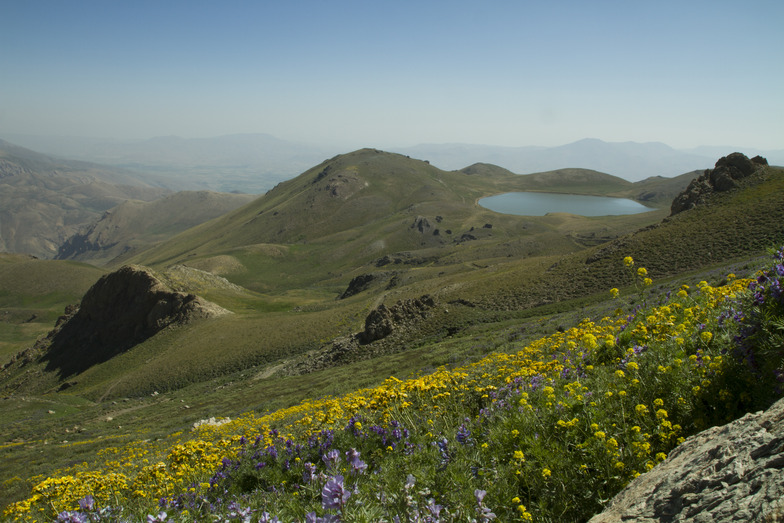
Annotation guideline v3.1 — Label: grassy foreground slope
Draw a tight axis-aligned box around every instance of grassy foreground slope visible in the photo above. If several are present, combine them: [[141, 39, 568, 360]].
[[3, 248, 784, 522]]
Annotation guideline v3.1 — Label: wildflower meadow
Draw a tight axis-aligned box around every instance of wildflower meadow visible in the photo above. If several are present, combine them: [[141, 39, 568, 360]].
[[5, 247, 784, 522]]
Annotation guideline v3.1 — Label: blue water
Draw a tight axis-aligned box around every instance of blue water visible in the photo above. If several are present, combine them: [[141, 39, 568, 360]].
[[478, 192, 652, 217]]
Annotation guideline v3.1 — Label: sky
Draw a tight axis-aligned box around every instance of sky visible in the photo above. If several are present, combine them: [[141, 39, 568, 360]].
[[1, 0, 783, 150]]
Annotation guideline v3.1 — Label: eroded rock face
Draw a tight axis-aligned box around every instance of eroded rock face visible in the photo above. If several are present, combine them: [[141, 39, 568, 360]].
[[40, 265, 230, 377], [589, 396, 784, 522], [358, 295, 437, 344], [671, 153, 767, 215]]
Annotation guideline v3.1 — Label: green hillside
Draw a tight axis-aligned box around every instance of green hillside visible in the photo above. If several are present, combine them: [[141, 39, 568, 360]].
[[55, 191, 255, 265]]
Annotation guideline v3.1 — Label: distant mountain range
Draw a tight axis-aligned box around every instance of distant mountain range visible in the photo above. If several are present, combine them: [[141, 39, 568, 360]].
[[0, 133, 336, 193], [4, 133, 783, 191], [394, 139, 784, 182]]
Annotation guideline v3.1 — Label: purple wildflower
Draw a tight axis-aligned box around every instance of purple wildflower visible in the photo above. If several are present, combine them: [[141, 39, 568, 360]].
[[435, 437, 451, 469], [77, 495, 95, 512], [456, 423, 472, 446], [322, 475, 351, 510], [474, 489, 496, 521], [427, 498, 444, 520], [146, 512, 171, 523], [303, 461, 317, 483], [323, 448, 340, 470], [227, 501, 254, 522], [55, 512, 88, 523], [346, 448, 367, 475]]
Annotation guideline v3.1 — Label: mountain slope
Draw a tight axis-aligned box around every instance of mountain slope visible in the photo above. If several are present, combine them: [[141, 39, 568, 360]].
[[55, 191, 255, 265], [0, 139, 171, 259], [2, 133, 338, 193]]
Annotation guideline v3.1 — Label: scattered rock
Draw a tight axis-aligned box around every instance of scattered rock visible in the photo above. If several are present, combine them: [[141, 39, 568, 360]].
[[374, 252, 437, 267], [286, 295, 438, 374], [589, 396, 784, 522]]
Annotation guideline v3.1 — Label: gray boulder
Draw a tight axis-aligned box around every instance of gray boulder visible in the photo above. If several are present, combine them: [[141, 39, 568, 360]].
[[589, 396, 784, 522]]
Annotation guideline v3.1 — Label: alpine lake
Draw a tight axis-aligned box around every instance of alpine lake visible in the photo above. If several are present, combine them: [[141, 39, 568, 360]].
[[478, 191, 652, 216]]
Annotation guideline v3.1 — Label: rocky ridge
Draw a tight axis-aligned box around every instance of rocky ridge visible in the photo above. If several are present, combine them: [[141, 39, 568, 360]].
[[671, 152, 768, 215]]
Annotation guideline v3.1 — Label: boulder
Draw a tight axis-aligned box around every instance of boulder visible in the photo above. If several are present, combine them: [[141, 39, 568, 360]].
[[589, 396, 784, 522]]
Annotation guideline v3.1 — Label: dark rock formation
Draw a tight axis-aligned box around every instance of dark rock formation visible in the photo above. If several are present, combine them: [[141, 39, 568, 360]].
[[358, 295, 436, 344], [339, 273, 393, 299], [411, 216, 434, 233], [374, 252, 438, 267], [671, 153, 767, 215], [36, 265, 230, 377], [589, 396, 784, 522]]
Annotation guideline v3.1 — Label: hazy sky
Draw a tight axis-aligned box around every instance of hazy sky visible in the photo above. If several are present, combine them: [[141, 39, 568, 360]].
[[2, 1, 782, 150]]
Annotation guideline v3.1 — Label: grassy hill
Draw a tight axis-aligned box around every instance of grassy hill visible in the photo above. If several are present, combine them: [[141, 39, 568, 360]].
[[116, 149, 667, 293], [55, 191, 255, 266]]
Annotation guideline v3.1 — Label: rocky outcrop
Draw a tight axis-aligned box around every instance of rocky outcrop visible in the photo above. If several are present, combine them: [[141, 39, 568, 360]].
[[671, 153, 768, 215], [589, 396, 784, 522], [339, 272, 393, 299], [374, 252, 438, 267], [411, 216, 434, 234], [31, 265, 231, 378], [285, 295, 438, 375], [358, 295, 436, 344]]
